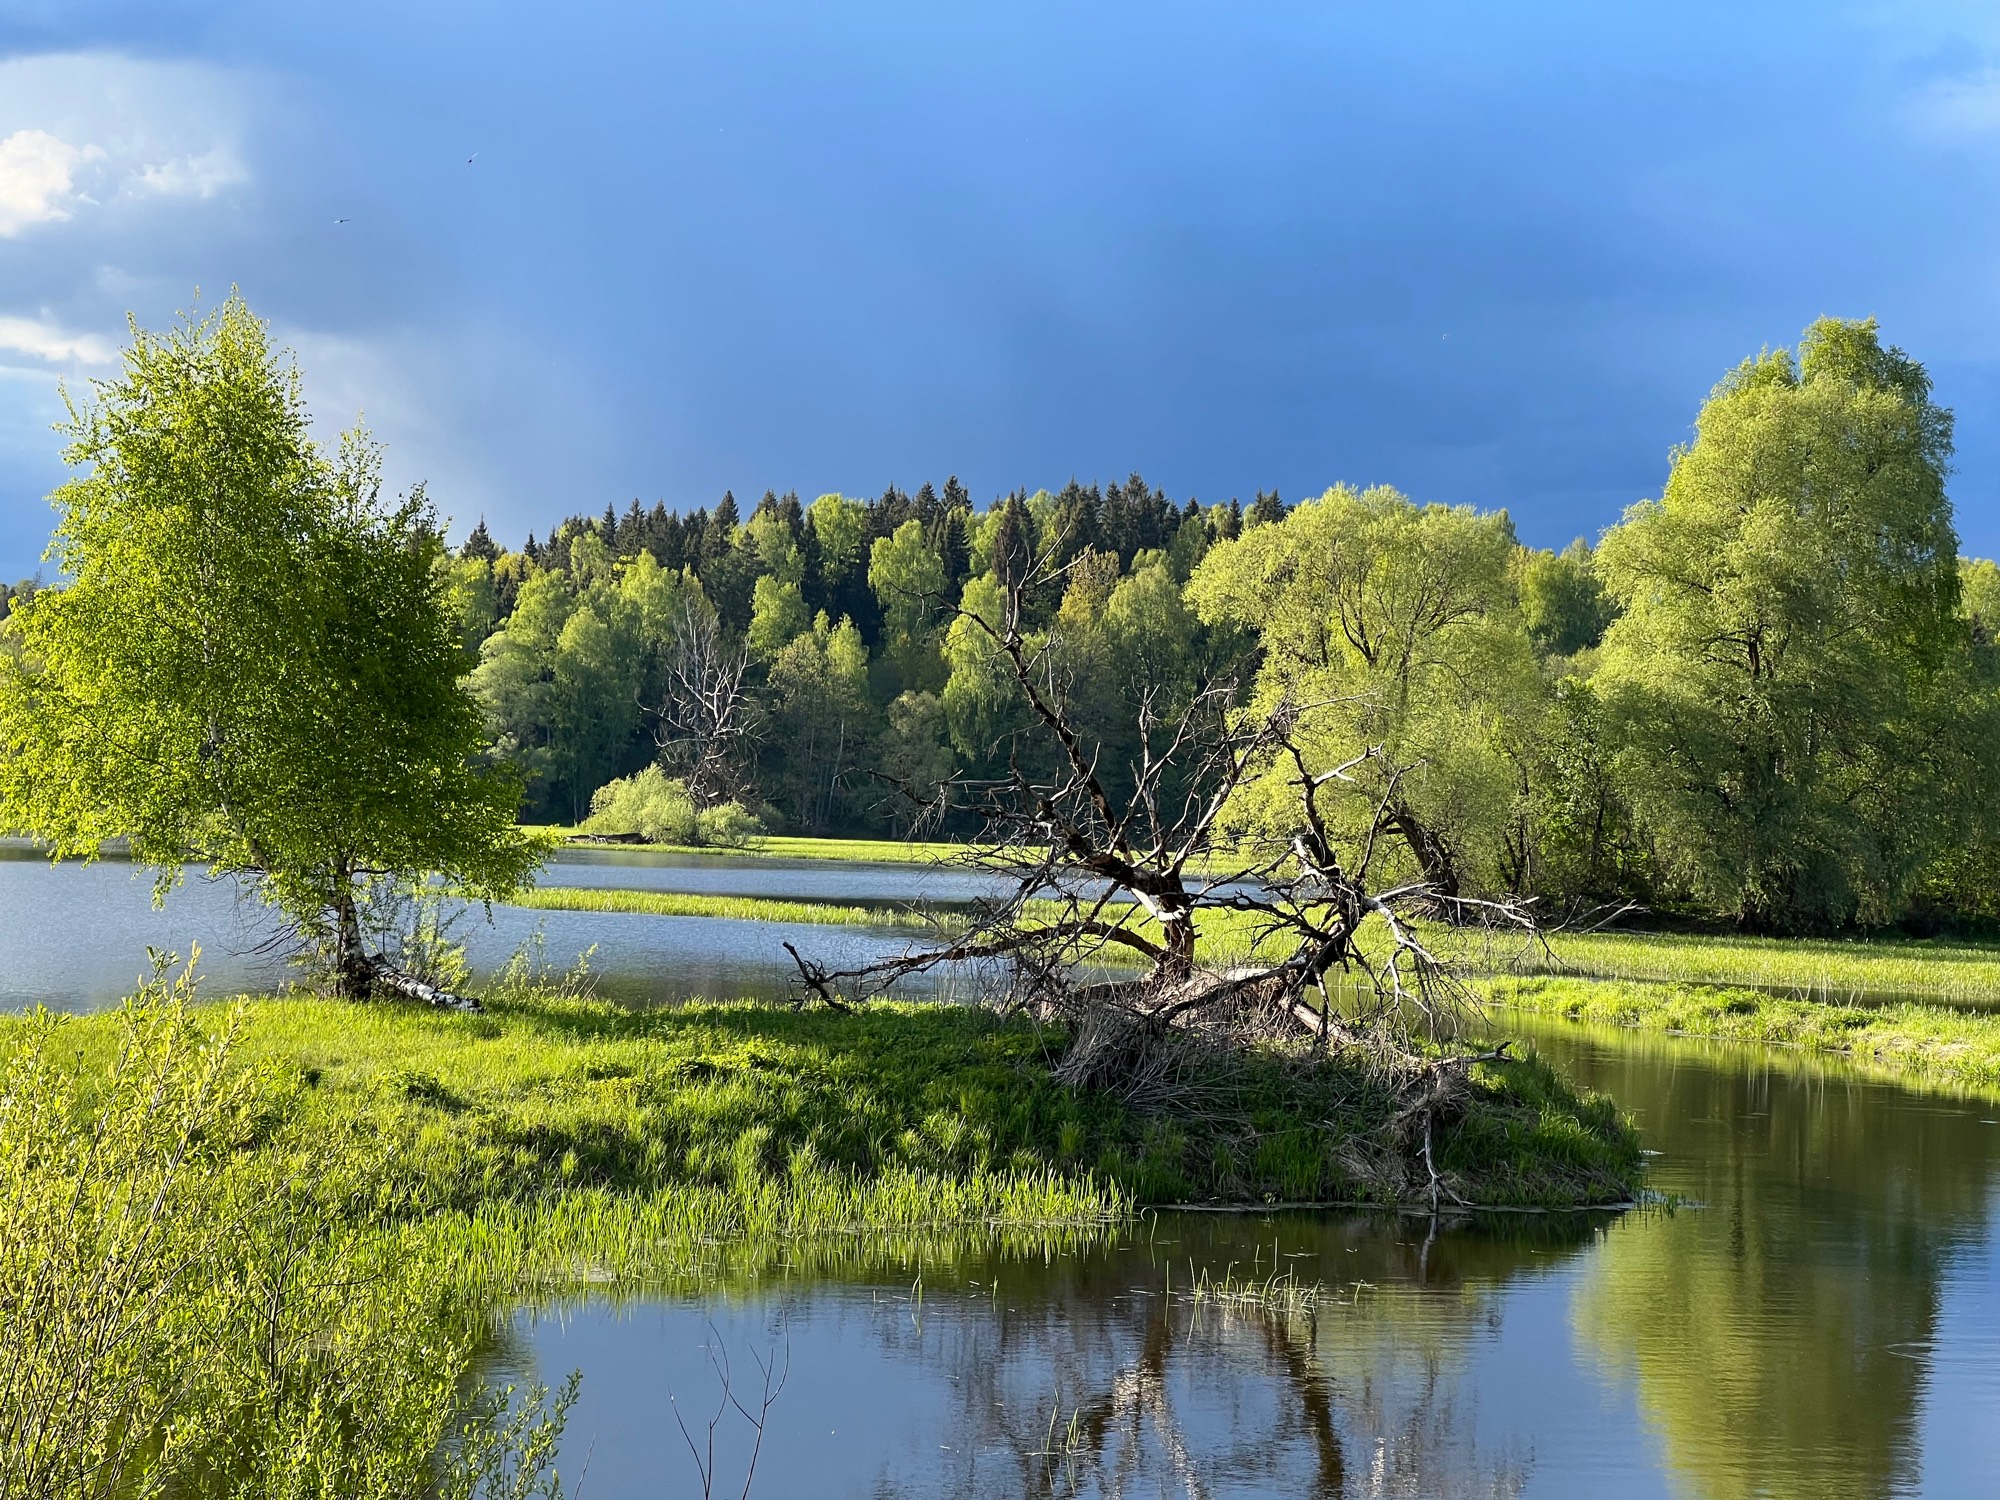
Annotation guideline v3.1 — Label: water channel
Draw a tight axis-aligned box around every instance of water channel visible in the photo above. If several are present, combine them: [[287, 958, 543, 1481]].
[[5, 846, 1998, 1495]]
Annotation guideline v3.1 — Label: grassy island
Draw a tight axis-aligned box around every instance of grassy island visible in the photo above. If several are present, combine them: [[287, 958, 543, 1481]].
[[191, 990, 1637, 1220]]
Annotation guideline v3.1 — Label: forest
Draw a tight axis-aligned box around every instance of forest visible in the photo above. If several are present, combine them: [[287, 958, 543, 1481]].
[[448, 316, 2000, 934]]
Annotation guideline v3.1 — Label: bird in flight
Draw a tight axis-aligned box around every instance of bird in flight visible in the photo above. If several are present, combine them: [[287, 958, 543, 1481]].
[[334, 217, 351, 224], [467, 153, 478, 164]]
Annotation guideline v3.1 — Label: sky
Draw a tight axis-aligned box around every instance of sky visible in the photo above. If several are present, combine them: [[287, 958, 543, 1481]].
[[2, 0, 1998, 577]]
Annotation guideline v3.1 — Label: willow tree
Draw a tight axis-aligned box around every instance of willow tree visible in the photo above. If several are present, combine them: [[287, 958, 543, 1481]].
[[1594, 317, 1981, 929], [1186, 484, 1537, 900], [0, 294, 542, 999]]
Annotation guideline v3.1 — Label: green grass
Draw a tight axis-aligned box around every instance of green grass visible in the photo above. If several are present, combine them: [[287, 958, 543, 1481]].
[[535, 828, 969, 864], [27, 990, 1638, 1231], [1448, 928, 2000, 1005], [507, 885, 937, 928], [1164, 908, 2000, 1008], [1485, 975, 2000, 1093]]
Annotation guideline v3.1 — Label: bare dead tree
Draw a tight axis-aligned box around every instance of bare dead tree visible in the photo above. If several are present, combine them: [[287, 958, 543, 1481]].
[[785, 536, 1546, 1206], [652, 597, 756, 807]]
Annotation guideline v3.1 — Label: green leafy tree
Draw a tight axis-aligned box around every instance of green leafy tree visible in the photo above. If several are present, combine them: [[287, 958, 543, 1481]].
[[1189, 484, 1535, 897], [0, 295, 541, 992], [747, 574, 811, 660], [1594, 317, 1976, 927], [868, 518, 947, 692], [1519, 539, 1616, 658], [1963, 557, 2000, 643]]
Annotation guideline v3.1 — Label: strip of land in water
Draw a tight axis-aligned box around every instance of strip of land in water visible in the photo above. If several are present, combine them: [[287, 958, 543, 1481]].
[[537, 829, 971, 865], [13, 989, 1640, 1222], [1482, 976, 2000, 1095], [508, 885, 940, 927]]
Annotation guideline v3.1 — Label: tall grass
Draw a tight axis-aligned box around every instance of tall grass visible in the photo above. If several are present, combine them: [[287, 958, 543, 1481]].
[[0, 960, 576, 1500], [506, 886, 935, 929]]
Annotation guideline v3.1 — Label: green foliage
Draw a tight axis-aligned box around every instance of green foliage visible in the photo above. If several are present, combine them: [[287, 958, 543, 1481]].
[[868, 518, 947, 692], [581, 766, 761, 847], [1189, 484, 1535, 895], [1594, 317, 1980, 928], [0, 960, 575, 1499], [0, 294, 542, 966], [1519, 539, 1616, 658]]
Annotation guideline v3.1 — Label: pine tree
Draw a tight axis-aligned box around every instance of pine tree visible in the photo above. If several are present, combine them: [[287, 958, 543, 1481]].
[[1248, 489, 1287, 528], [991, 493, 1031, 594], [460, 518, 500, 562]]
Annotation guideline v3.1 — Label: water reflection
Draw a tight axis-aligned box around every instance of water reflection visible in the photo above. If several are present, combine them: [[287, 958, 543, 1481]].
[[1531, 1016, 2000, 1500], [0, 851, 980, 1010], [492, 1022, 2000, 1498], [497, 1210, 1606, 1498]]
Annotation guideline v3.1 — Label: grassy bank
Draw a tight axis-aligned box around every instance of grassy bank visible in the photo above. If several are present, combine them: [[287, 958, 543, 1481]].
[[508, 885, 938, 928], [237, 993, 1634, 1211], [1173, 909, 2000, 1006], [1452, 928, 2000, 1005], [1485, 975, 2000, 1093], [539, 829, 969, 864], [20, 989, 1639, 1225]]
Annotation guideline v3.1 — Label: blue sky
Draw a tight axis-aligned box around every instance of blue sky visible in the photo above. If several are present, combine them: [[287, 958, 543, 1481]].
[[2, 1, 1998, 577]]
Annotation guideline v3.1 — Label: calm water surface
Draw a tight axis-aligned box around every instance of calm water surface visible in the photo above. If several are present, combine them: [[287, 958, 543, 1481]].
[[6, 849, 1999, 1493], [493, 1018, 2000, 1498], [0, 846, 981, 1009]]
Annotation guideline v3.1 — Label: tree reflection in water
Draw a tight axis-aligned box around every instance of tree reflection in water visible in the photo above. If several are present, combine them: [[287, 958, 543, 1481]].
[[877, 1212, 1592, 1498], [1546, 1018, 2000, 1500], [495, 1208, 1598, 1498]]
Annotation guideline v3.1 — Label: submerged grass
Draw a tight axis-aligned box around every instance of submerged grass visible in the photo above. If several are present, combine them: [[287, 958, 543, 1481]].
[[507, 885, 936, 928], [541, 829, 969, 865], [1486, 975, 2000, 1093]]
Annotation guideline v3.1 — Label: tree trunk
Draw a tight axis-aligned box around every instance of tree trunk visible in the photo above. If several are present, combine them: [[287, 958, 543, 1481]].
[[334, 878, 371, 999], [330, 867, 482, 1011], [1389, 806, 1461, 903]]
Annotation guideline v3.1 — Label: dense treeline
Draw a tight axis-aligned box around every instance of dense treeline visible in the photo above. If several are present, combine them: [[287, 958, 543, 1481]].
[[437, 319, 2000, 931]]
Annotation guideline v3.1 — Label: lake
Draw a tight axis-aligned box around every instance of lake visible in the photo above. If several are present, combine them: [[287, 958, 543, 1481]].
[[0, 844, 983, 1009], [5, 849, 1999, 1495]]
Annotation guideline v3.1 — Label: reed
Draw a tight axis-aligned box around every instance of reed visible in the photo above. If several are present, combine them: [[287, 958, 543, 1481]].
[[507, 886, 937, 928], [540, 830, 969, 865]]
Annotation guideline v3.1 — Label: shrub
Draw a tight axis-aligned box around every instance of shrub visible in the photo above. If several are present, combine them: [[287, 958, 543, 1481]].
[[696, 800, 763, 848], [582, 766, 698, 844], [0, 957, 573, 1499], [583, 766, 763, 847]]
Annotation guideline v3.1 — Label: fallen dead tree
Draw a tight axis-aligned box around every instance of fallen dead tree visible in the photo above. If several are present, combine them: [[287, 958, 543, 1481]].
[[786, 540, 1550, 1208]]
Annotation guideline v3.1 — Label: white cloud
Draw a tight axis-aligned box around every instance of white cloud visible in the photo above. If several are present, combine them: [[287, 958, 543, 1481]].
[[0, 129, 104, 236], [129, 144, 248, 200], [1911, 66, 2000, 137], [0, 314, 119, 366]]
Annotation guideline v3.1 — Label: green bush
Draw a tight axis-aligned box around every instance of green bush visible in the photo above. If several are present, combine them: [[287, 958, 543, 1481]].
[[582, 766, 762, 847], [0, 959, 573, 1499], [696, 800, 762, 848]]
